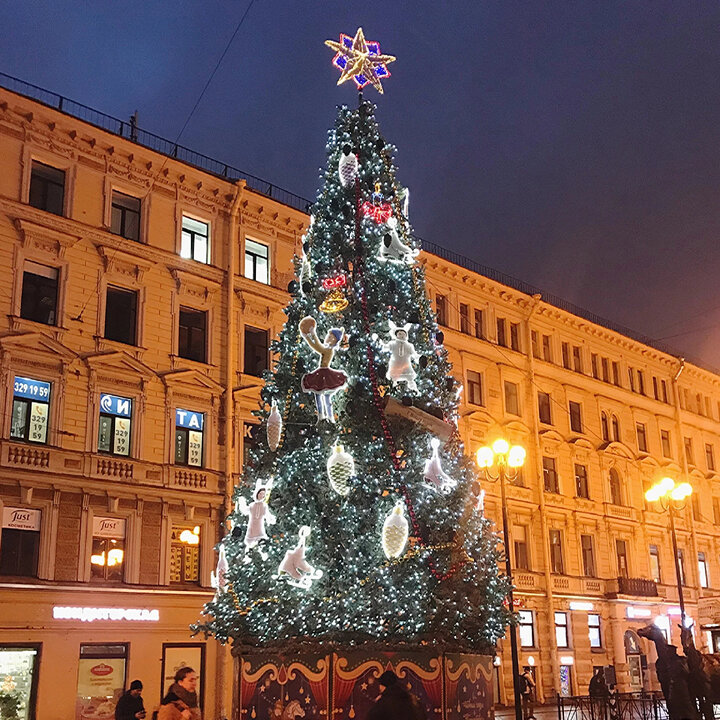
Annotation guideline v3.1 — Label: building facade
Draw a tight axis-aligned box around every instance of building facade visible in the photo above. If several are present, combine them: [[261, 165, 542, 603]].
[[1, 79, 720, 719]]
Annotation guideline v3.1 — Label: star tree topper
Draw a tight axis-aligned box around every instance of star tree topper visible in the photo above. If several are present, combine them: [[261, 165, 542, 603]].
[[325, 28, 396, 94]]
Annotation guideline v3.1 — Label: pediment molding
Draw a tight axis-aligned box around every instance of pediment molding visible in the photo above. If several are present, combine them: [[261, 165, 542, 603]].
[[170, 268, 221, 303], [97, 244, 154, 283], [0, 331, 77, 363], [160, 368, 224, 395], [82, 350, 156, 381], [14, 217, 81, 259]]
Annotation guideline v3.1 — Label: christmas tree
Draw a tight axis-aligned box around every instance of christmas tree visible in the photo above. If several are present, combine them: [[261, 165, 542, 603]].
[[195, 29, 511, 655]]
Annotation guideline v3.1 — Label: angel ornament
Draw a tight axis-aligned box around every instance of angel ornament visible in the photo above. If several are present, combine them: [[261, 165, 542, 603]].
[[299, 316, 347, 422], [235, 478, 276, 563], [277, 525, 323, 589], [379, 320, 419, 392]]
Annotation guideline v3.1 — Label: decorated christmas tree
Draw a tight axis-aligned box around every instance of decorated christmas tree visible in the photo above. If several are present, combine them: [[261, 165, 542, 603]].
[[195, 29, 511, 654]]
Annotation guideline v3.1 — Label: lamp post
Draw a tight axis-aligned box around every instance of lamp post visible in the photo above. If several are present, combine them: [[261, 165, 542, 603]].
[[477, 439, 526, 720], [645, 477, 693, 628]]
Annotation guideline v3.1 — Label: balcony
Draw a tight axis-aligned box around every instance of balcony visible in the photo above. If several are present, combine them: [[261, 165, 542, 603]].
[[606, 576, 659, 598]]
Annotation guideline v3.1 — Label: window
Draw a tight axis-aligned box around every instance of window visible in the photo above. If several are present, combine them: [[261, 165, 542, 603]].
[[653, 376, 660, 400], [575, 464, 589, 499], [0, 507, 41, 576], [466, 370, 483, 406], [637, 370, 645, 395], [473, 309, 484, 339], [174, 409, 204, 467], [661, 430, 672, 458], [649, 545, 661, 583], [170, 524, 200, 584], [611, 415, 620, 442], [581, 534, 596, 577], [636, 423, 648, 453], [601, 358, 609, 383], [661, 380, 669, 403], [685, 437, 695, 466], [699, 552, 709, 589], [561, 342, 570, 369], [692, 494, 701, 522], [178, 307, 207, 363], [77, 644, 127, 719], [181, 216, 209, 264], [706, 444, 716, 472], [616, 539, 629, 578], [591, 354, 599, 379], [245, 238, 269, 284], [601, 412, 610, 442], [628, 367, 635, 392], [20, 261, 58, 325], [459, 304, 470, 334], [110, 191, 141, 242], [555, 611, 569, 648], [588, 614, 602, 648], [612, 362, 621, 386], [504, 381, 520, 416], [531, 330, 540, 358], [29, 160, 65, 215], [542, 334, 552, 362], [242, 422, 260, 467], [538, 391, 552, 425], [609, 468, 623, 506], [98, 394, 132, 456], [11, 376, 51, 444], [244, 326, 269, 377], [519, 610, 535, 647], [573, 346, 583, 373], [543, 456, 559, 493], [678, 549, 686, 586], [104, 286, 137, 345], [435, 295, 447, 326], [569, 401, 583, 433], [497, 318, 507, 347], [510, 323, 521, 352], [714, 499, 720, 526], [550, 529, 564, 573], [90, 516, 125, 582], [513, 526, 529, 570]]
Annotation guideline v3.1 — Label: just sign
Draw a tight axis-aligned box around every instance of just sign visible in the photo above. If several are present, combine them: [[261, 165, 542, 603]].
[[100, 394, 132, 418], [176, 409, 204, 430]]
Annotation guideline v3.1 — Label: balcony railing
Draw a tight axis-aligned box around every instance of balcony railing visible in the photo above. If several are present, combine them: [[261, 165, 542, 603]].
[[609, 576, 659, 597]]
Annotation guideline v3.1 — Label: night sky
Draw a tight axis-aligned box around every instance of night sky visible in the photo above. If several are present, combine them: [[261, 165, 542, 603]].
[[2, 2, 720, 368]]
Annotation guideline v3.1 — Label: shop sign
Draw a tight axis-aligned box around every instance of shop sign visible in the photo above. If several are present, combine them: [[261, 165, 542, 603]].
[[92, 517, 126, 539], [76, 657, 125, 719], [13, 376, 50, 401], [100, 394, 132, 417], [176, 408, 203, 430], [2, 507, 41, 531], [53, 606, 159, 622]]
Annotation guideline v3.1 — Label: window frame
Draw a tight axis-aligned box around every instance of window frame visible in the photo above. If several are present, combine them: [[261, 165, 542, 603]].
[[581, 534, 596, 577], [178, 306, 208, 363], [174, 409, 205, 468], [97, 393, 133, 457], [244, 237, 270, 284], [518, 610, 535, 647], [504, 380, 520, 416], [180, 215, 211, 264], [538, 391, 552, 425], [20, 260, 59, 326], [10, 376, 52, 445], [616, 538, 629, 578], [661, 430, 672, 458], [555, 611, 570, 648], [543, 456, 559, 494], [513, 525, 529, 571], [588, 614, 602, 649], [698, 551, 709, 589], [243, 325, 270, 377], [459, 303, 470, 334], [575, 464, 589, 499], [636, 422, 648, 453], [706, 443, 716, 472], [569, 401, 583, 433], [28, 160, 66, 216], [466, 370, 483, 407], [110, 190, 142, 242], [649, 544, 661, 583], [549, 528, 565, 574], [103, 285, 138, 346]]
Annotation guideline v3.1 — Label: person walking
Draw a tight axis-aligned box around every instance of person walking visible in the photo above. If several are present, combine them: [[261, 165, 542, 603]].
[[367, 670, 425, 720], [158, 667, 201, 720], [519, 667, 535, 720], [589, 668, 610, 698], [115, 680, 146, 720]]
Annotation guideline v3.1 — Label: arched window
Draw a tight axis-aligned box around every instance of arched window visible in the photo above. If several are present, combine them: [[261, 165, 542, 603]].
[[611, 414, 621, 443], [601, 412, 609, 442], [609, 467, 623, 505]]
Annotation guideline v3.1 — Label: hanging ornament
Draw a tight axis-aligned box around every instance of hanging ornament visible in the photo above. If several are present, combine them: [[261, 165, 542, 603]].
[[267, 401, 282, 451], [327, 443, 355, 496], [378, 217, 419, 265], [338, 145, 358, 187], [382, 501, 409, 558], [325, 27, 396, 94], [360, 200, 393, 224], [211, 544, 229, 594], [277, 525, 323, 589], [319, 274, 349, 313], [371, 181, 384, 205], [299, 316, 348, 423], [298, 218, 313, 296], [377, 320, 419, 392], [398, 187, 410, 218], [235, 478, 276, 562], [424, 438, 456, 493]]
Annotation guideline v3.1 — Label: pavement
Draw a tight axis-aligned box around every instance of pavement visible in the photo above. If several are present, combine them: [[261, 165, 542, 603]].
[[495, 705, 557, 720]]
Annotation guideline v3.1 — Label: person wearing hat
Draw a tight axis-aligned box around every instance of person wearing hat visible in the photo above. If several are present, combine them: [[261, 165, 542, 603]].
[[368, 670, 425, 720], [115, 680, 146, 720]]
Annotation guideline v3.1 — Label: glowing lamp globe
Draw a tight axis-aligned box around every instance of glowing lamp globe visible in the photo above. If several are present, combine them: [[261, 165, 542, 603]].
[[671, 482, 692, 501], [492, 439, 510, 456], [508, 445, 526, 468], [476, 447, 494, 469], [659, 477, 675, 493]]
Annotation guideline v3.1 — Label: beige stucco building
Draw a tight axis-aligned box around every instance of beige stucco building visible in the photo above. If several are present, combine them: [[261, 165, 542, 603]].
[[1, 76, 720, 719]]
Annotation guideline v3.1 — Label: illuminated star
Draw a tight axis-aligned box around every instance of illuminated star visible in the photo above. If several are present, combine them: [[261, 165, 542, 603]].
[[325, 28, 396, 94]]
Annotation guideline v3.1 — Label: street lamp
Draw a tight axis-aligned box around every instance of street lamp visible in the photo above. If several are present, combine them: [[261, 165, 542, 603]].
[[645, 477, 693, 628], [477, 439, 526, 720]]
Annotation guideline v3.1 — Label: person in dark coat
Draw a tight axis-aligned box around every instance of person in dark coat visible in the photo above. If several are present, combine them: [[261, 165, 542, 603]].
[[589, 669, 610, 698], [368, 670, 425, 720], [115, 680, 146, 720]]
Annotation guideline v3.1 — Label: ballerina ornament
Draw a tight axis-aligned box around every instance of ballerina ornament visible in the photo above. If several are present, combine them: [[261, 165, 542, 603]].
[[299, 316, 347, 422]]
